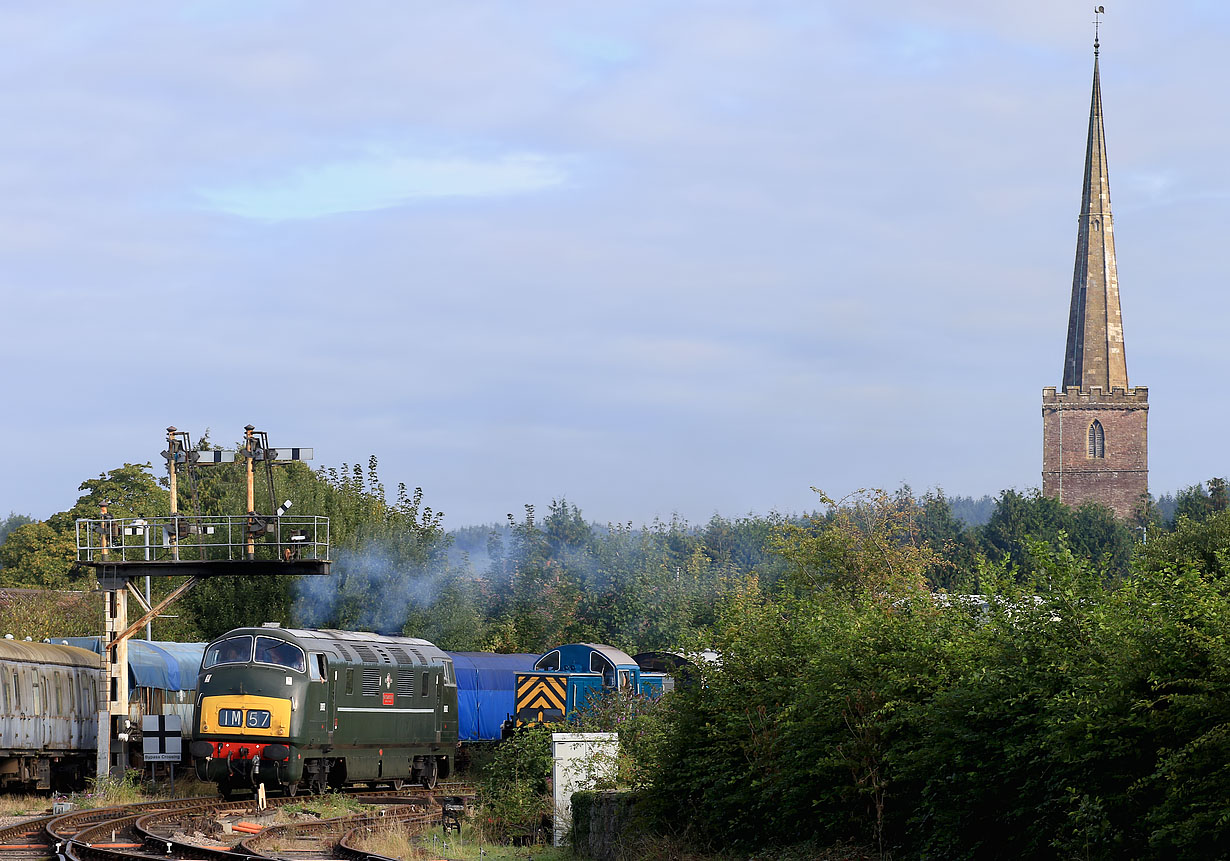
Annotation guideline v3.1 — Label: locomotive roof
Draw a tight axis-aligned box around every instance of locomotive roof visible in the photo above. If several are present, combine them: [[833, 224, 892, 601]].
[[543, 643, 639, 668], [217, 627, 450, 667], [0, 639, 98, 668], [584, 643, 638, 667]]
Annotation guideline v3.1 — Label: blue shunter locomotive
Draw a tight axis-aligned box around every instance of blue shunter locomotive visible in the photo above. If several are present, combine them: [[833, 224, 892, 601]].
[[513, 643, 668, 726]]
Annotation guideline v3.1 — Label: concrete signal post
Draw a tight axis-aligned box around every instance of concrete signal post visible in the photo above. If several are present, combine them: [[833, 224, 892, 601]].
[[76, 425, 331, 779]]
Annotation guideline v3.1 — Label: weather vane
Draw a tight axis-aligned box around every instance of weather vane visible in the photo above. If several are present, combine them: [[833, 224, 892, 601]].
[[1094, 5, 1105, 53]]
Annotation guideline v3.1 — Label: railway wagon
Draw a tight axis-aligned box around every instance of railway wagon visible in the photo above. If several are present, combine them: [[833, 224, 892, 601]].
[[514, 643, 667, 727], [446, 651, 538, 741], [190, 625, 457, 797], [632, 649, 721, 690], [58, 637, 206, 751], [0, 640, 98, 790]]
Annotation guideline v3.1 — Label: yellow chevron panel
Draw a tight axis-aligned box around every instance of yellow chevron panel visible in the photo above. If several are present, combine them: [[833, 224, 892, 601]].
[[515, 674, 566, 723]]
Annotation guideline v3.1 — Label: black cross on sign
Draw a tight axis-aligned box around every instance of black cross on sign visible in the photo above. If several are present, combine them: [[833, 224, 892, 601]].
[[142, 714, 183, 762]]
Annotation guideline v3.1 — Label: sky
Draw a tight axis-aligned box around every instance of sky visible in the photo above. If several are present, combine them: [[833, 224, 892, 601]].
[[2, 1, 1228, 529]]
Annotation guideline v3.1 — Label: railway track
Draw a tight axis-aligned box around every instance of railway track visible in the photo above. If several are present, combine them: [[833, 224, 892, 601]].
[[0, 784, 474, 861]]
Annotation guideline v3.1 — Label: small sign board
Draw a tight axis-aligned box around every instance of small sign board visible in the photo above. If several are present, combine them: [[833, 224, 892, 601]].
[[142, 714, 182, 762]]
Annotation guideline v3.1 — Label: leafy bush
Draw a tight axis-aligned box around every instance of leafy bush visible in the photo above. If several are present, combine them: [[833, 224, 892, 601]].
[[479, 723, 554, 842], [647, 492, 1230, 858]]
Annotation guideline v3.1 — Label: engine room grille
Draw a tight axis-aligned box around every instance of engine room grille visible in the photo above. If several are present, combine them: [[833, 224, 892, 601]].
[[361, 669, 380, 696], [397, 672, 415, 697], [389, 647, 413, 664], [353, 645, 378, 664]]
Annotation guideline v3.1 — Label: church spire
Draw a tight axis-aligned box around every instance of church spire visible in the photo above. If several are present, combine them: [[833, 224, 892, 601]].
[[1042, 14, 1149, 520], [1061, 29, 1128, 392]]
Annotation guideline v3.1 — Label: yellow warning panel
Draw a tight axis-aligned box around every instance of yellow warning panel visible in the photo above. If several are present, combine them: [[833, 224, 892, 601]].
[[515, 673, 567, 725]]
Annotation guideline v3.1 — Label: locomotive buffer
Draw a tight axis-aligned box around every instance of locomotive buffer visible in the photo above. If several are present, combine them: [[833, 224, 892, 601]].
[[75, 425, 332, 777]]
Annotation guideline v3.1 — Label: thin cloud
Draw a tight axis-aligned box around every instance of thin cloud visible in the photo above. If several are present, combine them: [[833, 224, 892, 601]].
[[199, 151, 569, 219]]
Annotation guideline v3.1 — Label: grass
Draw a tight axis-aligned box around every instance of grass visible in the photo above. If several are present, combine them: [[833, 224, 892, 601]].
[[355, 818, 572, 860], [278, 790, 370, 821], [0, 794, 53, 817], [64, 770, 214, 809], [143, 773, 217, 799], [75, 770, 148, 808]]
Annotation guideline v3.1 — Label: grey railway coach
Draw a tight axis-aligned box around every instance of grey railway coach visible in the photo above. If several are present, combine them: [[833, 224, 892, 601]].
[[0, 640, 98, 790]]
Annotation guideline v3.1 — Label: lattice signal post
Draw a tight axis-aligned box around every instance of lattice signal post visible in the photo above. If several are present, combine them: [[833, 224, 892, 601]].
[[75, 425, 331, 778]]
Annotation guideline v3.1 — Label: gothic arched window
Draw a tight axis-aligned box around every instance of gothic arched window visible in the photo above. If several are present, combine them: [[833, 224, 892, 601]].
[[1088, 420, 1105, 458]]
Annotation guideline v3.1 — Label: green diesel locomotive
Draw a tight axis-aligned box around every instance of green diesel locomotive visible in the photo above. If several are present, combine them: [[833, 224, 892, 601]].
[[189, 625, 457, 797]]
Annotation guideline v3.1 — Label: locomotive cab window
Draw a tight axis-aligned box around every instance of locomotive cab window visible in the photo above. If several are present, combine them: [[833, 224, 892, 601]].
[[255, 636, 306, 672], [204, 635, 253, 668], [309, 653, 326, 682], [591, 653, 616, 688], [536, 650, 561, 671]]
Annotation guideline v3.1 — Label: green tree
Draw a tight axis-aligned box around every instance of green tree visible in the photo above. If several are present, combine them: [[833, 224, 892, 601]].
[[913, 488, 982, 589], [1170, 479, 1229, 525], [770, 488, 936, 599], [0, 463, 168, 589], [0, 513, 35, 551], [0, 522, 77, 588]]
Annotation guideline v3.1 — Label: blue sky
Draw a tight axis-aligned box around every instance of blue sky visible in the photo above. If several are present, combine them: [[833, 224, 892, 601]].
[[2, 1, 1227, 527]]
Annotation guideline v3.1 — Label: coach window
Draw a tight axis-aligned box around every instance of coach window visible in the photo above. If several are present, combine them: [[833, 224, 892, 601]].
[[11, 672, 18, 710], [54, 673, 61, 712], [255, 637, 306, 672], [204, 636, 253, 668]]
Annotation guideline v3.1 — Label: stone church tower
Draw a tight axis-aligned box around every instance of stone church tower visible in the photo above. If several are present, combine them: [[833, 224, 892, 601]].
[[1041, 38, 1148, 518]]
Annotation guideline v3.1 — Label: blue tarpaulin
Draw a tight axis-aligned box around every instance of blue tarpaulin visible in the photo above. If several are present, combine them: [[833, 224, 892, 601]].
[[447, 652, 539, 741], [58, 638, 206, 691]]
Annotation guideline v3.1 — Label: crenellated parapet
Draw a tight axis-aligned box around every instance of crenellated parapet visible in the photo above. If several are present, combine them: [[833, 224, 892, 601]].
[[1041, 385, 1149, 408]]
